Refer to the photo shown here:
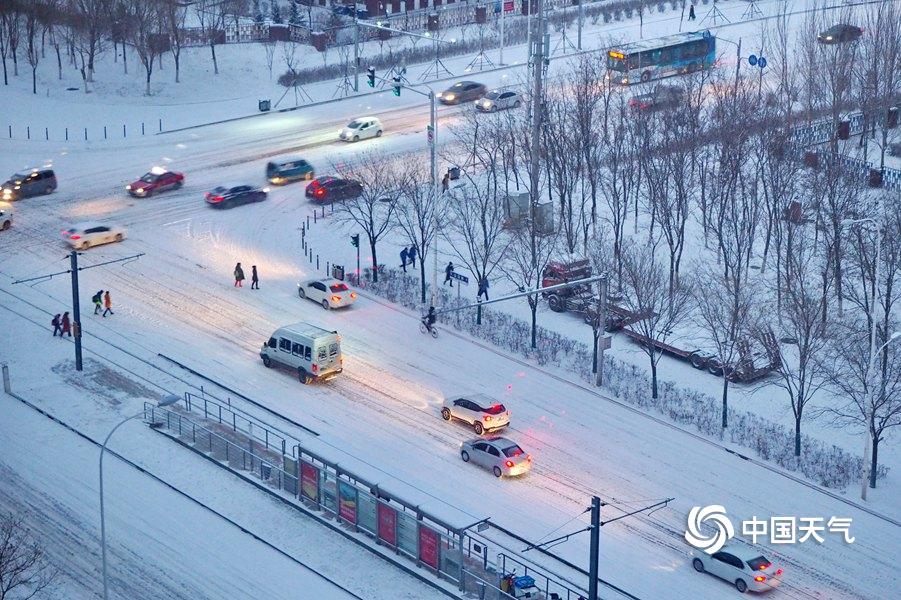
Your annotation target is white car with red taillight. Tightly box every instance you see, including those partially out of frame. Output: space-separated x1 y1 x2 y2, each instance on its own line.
692 544 783 593
441 394 510 435
62 222 127 250
298 277 357 310
460 436 531 478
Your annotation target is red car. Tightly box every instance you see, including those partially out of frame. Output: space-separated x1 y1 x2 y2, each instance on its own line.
125 167 184 197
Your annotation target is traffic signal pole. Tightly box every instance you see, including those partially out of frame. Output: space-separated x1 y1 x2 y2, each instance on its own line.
70 251 83 371
353 18 360 92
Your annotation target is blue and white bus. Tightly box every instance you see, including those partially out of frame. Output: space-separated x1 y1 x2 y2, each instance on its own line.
606 30 717 85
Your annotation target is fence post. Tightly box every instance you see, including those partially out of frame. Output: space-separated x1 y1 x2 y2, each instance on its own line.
316 254 319 269
7 125 11 139
45 127 49 140
2 363 10 393
65 127 68 141
84 127 88 141
314 211 317 224
142 122 145 135
26 126 30 139
327 261 330 275
103 126 107 140
306 215 310 228
123 124 126 138
159 118 162 132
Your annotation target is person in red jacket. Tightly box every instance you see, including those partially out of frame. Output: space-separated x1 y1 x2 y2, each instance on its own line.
61 312 72 337
103 291 114 317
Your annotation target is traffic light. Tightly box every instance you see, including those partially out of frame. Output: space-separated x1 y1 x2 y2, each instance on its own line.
392 76 401 97
351 234 360 248
366 66 375 88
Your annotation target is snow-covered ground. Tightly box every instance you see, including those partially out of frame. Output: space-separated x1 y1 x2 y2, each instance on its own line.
2 0 899 598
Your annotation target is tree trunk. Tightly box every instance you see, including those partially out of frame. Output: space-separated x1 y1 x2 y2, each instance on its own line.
55 43 62 79
370 240 379 283
31 65 35 94
174 51 180 83
650 352 659 399
419 249 427 304
869 436 879 489
721 374 729 430
210 41 218 75
145 66 151 96
530 301 537 349
794 415 802 457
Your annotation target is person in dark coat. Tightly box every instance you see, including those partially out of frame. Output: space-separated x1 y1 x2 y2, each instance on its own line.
689 3 696 20
234 263 245 287
52 314 62 336
102 291 114 317
407 245 417 268
400 247 409 273
477 276 489 301
251 265 259 289
61 312 72 337
441 172 450 193
444 262 454 287
93 291 103 314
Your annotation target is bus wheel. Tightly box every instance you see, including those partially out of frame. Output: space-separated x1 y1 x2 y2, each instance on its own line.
640 71 651 83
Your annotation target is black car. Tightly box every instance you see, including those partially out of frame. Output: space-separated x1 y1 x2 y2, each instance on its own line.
305 176 362 203
1 168 57 201
437 81 487 105
205 185 268 208
817 24 863 44
629 84 683 111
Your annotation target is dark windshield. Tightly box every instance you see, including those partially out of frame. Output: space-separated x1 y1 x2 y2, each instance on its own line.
347 120 362 129
607 56 629 72
485 91 501 100
503 445 524 458
140 173 159 183
484 404 506 415
746 556 771 571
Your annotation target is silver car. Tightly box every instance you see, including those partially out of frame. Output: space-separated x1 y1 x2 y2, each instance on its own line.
460 436 532 478
475 89 521 112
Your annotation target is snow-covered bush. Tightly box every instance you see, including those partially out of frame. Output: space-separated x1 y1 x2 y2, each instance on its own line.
351 267 887 489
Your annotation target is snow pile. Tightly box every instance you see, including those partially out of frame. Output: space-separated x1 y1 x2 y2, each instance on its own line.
352 266 887 489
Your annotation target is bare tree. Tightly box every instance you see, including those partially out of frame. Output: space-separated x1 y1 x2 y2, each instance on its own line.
0 513 57 600
2 2 21 79
263 39 277 80
162 0 187 83
72 0 110 84
194 0 225 74
767 233 830 456
620 242 692 399
23 1 39 94
394 157 439 304
125 0 163 96
501 222 558 350
335 152 401 283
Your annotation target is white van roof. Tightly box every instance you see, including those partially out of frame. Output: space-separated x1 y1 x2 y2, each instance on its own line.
278 322 338 339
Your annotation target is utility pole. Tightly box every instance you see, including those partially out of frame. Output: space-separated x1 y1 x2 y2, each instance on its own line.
500 1 506 65
353 17 360 92
528 0 545 292
70 251 83 371
429 89 439 308
577 0 583 50
588 496 601 600
595 277 608 387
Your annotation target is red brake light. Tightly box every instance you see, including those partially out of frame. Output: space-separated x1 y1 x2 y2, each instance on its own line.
754 575 766 583
70 234 81 240
775 568 783 576
350 292 357 299
311 364 318 372
316 188 325 196
504 460 514 468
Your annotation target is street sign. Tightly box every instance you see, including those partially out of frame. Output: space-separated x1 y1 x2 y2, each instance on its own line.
758 57 767 69
748 54 757 66
503 0 514 11
450 272 469 284
599 334 612 350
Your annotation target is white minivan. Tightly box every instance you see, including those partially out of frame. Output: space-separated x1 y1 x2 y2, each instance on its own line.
260 323 343 384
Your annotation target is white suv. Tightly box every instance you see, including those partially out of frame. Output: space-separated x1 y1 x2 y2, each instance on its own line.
441 394 510 434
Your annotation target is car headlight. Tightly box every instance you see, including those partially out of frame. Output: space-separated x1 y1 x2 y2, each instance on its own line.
136 188 144 194
826 36 833 40
445 94 455 101
125 184 131 190
262 187 270 193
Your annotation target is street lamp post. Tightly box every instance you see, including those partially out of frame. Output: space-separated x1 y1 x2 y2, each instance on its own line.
100 395 179 600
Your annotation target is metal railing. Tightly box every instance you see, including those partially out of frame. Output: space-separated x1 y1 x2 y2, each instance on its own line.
183 391 288 456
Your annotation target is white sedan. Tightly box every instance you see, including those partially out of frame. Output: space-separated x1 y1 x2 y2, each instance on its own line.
441 394 510 434
62 222 127 250
298 278 357 310
692 544 783 593
475 90 521 112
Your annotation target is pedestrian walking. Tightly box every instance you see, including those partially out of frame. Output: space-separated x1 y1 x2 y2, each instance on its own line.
408 244 417 268
441 172 450 194
234 262 245 287
51 313 62 337
444 262 454 287
102 291 114 317
689 3 696 20
92 290 103 314
61 312 72 337
477 276 490 301
400 247 409 273
251 265 259 290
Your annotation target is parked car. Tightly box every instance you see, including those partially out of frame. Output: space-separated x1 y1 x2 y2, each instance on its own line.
817 24 863 44
460 436 531 478
205 185 268 209
61 222 126 250
692 544 783 593
339 116 383 142
629 84 683 111
305 176 362 203
260 322 343 384
125 167 184 197
298 277 357 310
441 394 510 434
437 81 487 105
1 168 56 201
475 90 521 112
266 158 314 185
0 210 10 231
332 4 370 19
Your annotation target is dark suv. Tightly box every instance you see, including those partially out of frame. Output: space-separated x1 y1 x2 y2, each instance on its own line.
1 168 57 201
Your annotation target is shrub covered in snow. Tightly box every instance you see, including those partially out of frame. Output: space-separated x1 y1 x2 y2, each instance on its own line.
350 267 886 489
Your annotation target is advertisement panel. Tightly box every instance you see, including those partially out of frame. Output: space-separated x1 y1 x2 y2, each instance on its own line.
377 502 397 547
338 480 357 524
419 525 440 569
396 510 418 558
321 470 338 515
300 461 319 504
357 492 377 535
